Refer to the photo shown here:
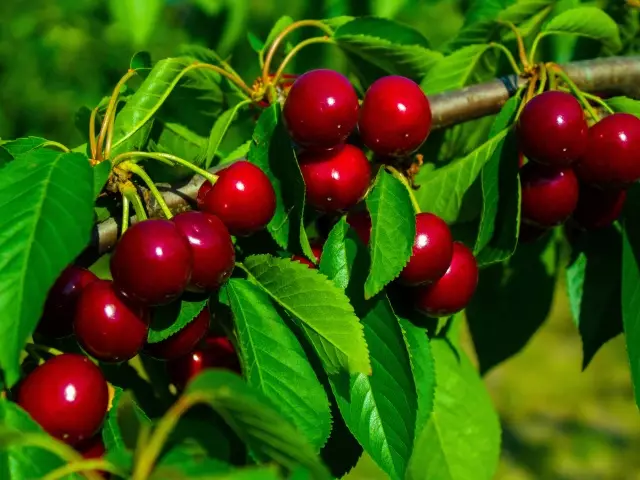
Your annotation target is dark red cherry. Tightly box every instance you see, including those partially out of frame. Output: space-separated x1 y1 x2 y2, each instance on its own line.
198 161 276 236
17 353 109 446
283 69 359 150
38 266 99 338
74 280 150 362
292 242 324 268
574 113 640 187
358 76 432 157
196 180 213 210
110 219 193 306
517 91 588 167
414 242 479 317
346 210 372 245
520 163 579 227
167 335 241 390
77 433 105 459
572 184 627 230
144 307 211 360
299 144 371 213
399 213 453 286
172 212 235 292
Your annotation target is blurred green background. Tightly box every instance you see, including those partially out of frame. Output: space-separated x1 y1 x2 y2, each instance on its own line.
1 0 638 478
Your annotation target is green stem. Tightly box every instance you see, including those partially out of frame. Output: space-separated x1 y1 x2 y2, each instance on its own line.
41 460 124 480
272 37 335 85
121 182 148 222
113 152 219 185
536 63 548 95
386 166 421 214
488 43 522 75
559 87 615 114
529 32 548 66
550 64 600 121
121 193 130 234
497 21 529 69
24 343 64 358
122 162 173 219
42 141 70 153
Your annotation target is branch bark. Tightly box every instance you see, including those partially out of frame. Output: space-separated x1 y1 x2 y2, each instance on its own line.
92 55 640 254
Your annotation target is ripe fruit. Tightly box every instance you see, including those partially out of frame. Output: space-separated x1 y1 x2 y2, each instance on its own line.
414 242 479 317
167 335 241 390
283 69 359 150
74 280 150 362
520 163 579 227
574 113 640 187
572 184 627 230
198 161 276 236
346 210 372 245
358 76 432 157
517 91 588 166
299 144 371 212
77 434 106 459
110 219 193 306
144 307 211 360
17 354 109 445
172 212 235 292
292 242 323 268
399 213 453 286
38 266 98 338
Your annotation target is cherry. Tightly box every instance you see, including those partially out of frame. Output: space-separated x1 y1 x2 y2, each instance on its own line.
77 433 105 459
298 144 371 213
517 91 588 167
358 75 432 157
17 353 109 446
572 184 627 230
399 213 453 286
346 210 372 245
574 113 640 187
172 212 235 292
37 266 98 339
292 242 324 268
74 280 150 362
520 163 579 227
414 242 479 317
198 161 276 236
144 307 211 360
283 69 359 150
110 219 193 306
167 335 241 390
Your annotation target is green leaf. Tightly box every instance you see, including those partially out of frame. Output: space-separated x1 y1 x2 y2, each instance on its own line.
414 128 509 223
320 219 419 480
406 339 501 480
333 17 442 80
566 227 623 368
130 51 152 70
222 279 332 449
247 104 313 259
109 0 162 49
243 254 370 376
2 136 49 157
0 150 94 387
184 370 330 478
420 44 494 95
607 96 640 117
147 121 208 182
247 32 264 53
152 446 233 479
205 101 251 168
262 16 294 55
364 169 416 299
0 399 65 478
93 160 112 199
540 7 622 52
103 387 152 452
221 140 251 165
147 296 209 344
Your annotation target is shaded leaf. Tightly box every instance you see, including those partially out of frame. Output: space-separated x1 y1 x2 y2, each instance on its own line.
103 387 152 452
420 44 493 95
541 7 622 52
130 51 152 70
2 137 49 157
205 101 251 168
93 160 112 199
148 296 209 343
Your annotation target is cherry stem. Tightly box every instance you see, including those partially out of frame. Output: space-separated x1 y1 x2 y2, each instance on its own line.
272 36 334 86
262 19 333 86
42 460 124 480
497 21 529 70
516 73 539 121
560 87 615 115
547 63 600 122
24 343 64 358
528 32 550 67
536 63 548 95
121 193 131 233
112 151 219 185
121 180 149 222
488 43 522 75
41 141 70 153
386 166 421 214
89 105 100 159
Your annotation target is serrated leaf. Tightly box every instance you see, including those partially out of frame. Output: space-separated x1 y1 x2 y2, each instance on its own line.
364 169 415 299
205 100 251 168
607 96 640 117
243 254 370 376
93 160 112 199
247 105 313 259
541 6 622 52
414 128 509 223
222 279 332 449
103 387 152 452
406 339 501 480
566 227 623 369
2 136 49 157
183 370 330 479
0 150 94 387
420 44 493 95
148 297 209 344
333 17 442 80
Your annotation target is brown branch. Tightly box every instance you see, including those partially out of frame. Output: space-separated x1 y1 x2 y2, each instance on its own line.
92 55 640 254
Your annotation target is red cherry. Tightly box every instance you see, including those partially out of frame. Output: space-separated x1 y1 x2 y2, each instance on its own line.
196 180 213 210
517 91 588 167
110 219 193 306
198 161 276 236
172 212 235 292
520 163 579 227
399 213 453 286
283 69 359 150
38 266 98 338
143 307 211 360
346 210 372 245
574 113 640 187
572 184 627 230
17 354 109 446
74 280 150 362
414 242 479 317
299 144 371 213
77 433 105 459
291 242 324 268
167 335 241 390
358 76 432 157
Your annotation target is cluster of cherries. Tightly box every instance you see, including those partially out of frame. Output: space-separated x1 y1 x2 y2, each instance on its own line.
517 90 640 240
283 69 479 317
